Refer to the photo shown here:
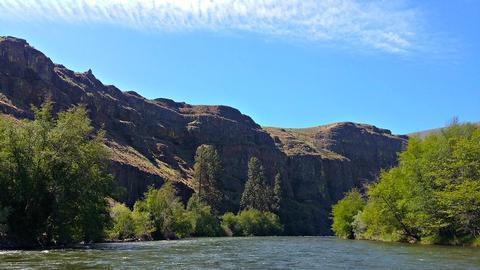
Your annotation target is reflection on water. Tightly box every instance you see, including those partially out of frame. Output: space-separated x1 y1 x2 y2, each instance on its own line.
1 237 480 270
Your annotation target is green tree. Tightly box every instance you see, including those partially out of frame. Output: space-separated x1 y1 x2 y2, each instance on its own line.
108 203 136 240
271 172 283 213
131 206 154 240
331 189 366 239
0 102 113 247
186 194 223 237
193 144 223 213
240 157 270 211
221 209 283 236
107 201 154 241
221 212 241 236
348 122 480 245
134 183 193 239
435 126 480 240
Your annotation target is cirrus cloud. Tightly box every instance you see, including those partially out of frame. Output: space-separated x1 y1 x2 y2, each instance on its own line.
0 0 422 54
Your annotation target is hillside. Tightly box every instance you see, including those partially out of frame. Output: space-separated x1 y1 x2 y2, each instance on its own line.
0 36 407 235
409 123 480 139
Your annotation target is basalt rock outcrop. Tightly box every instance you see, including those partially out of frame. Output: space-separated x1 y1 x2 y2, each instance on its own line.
0 36 407 235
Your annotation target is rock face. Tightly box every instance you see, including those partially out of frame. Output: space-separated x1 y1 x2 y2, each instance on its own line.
0 36 407 235
264 124 407 234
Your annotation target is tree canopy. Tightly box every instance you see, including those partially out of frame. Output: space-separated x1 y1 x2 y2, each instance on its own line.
240 157 270 211
0 102 113 247
331 189 365 239
193 144 223 213
332 122 480 245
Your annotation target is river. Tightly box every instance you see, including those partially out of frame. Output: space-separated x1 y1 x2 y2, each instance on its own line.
1 237 479 269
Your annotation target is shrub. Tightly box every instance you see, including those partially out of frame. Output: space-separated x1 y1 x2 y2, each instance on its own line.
221 209 283 236
134 183 193 239
108 203 136 240
221 212 240 236
331 189 365 239
131 206 154 240
186 195 223 237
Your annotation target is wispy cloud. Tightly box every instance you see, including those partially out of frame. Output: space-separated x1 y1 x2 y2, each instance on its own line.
0 0 422 54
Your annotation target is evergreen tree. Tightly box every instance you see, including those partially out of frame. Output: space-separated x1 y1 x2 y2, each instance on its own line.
272 172 283 212
193 144 223 213
240 157 270 211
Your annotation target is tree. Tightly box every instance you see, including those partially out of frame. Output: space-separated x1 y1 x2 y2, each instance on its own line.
240 157 270 211
107 201 154 241
0 102 113 247
272 172 283 213
134 183 193 239
346 122 480 245
131 206 154 240
331 189 365 239
221 209 283 236
108 203 136 240
193 145 223 213
186 194 223 237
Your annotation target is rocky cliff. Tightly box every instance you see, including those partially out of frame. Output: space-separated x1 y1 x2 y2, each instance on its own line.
0 36 407 235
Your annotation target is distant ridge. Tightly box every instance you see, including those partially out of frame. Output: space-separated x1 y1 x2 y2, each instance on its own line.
408 122 480 139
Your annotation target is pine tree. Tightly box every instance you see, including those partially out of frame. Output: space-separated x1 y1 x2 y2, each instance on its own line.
193 144 223 213
240 157 270 211
272 172 283 212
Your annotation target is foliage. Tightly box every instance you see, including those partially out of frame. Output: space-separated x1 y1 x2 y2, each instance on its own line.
110 184 223 241
186 194 223 237
131 206 155 241
134 183 193 239
333 122 480 245
0 102 113 247
240 157 271 211
108 203 136 240
271 173 283 213
221 209 283 236
193 144 223 213
221 212 242 236
107 201 155 241
331 189 365 239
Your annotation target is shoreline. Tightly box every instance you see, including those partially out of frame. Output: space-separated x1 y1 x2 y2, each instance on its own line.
2 235 479 251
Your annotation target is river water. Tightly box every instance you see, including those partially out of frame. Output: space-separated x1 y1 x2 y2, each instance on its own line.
1 237 479 269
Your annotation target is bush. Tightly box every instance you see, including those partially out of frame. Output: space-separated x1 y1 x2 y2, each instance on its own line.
331 189 365 239
131 206 154 240
108 203 136 240
221 209 283 236
134 183 193 239
221 212 241 236
186 195 223 237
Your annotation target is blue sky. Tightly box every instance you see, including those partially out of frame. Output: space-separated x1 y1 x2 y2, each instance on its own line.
0 0 478 134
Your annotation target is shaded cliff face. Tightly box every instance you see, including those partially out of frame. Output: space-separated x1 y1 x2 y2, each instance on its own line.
264 124 407 234
0 36 407 235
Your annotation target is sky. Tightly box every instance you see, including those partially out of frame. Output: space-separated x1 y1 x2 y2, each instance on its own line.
0 0 478 134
